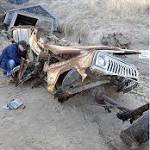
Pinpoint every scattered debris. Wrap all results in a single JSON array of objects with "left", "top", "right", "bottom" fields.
[
  {"left": 16, "top": 58, "right": 45, "bottom": 87},
  {"left": 101, "top": 33, "right": 131, "bottom": 49},
  {"left": 3, "top": 99, "right": 25, "bottom": 110}
]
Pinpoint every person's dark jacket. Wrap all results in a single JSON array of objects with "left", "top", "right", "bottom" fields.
[{"left": 0, "top": 43, "right": 25, "bottom": 70}]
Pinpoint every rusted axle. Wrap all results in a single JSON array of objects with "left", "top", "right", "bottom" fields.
[
  {"left": 94, "top": 87, "right": 130, "bottom": 112},
  {"left": 55, "top": 80, "right": 109, "bottom": 103},
  {"left": 94, "top": 87, "right": 149, "bottom": 123},
  {"left": 117, "top": 103, "right": 149, "bottom": 123}
]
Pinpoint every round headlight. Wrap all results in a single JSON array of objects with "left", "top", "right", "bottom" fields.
[{"left": 96, "top": 56, "right": 106, "bottom": 67}]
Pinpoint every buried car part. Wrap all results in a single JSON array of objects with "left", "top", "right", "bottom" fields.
[
  {"left": 94, "top": 87, "right": 149, "bottom": 123},
  {"left": 120, "top": 111, "right": 149, "bottom": 147},
  {"left": 94, "top": 87, "right": 149, "bottom": 146},
  {"left": 45, "top": 50, "right": 139, "bottom": 95}
]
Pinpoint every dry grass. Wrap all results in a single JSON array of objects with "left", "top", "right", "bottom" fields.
[
  {"left": 46, "top": 0, "right": 149, "bottom": 46},
  {"left": 106, "top": 0, "right": 149, "bottom": 16}
]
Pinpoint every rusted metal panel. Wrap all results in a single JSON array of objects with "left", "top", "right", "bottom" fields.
[
  {"left": 74, "top": 45, "right": 141, "bottom": 54},
  {"left": 46, "top": 50, "right": 95, "bottom": 92},
  {"left": 39, "top": 44, "right": 86, "bottom": 55},
  {"left": 29, "top": 32, "right": 42, "bottom": 55},
  {"left": 30, "top": 29, "right": 86, "bottom": 55}
]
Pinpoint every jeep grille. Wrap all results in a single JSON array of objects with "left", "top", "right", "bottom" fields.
[
  {"left": 106, "top": 58, "right": 138, "bottom": 80},
  {"left": 91, "top": 51, "right": 139, "bottom": 81}
]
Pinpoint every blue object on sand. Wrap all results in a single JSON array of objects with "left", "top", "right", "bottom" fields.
[
  {"left": 3, "top": 99, "right": 23, "bottom": 110},
  {"left": 8, "top": 0, "right": 29, "bottom": 4}
]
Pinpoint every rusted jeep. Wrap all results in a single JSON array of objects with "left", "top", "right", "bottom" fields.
[{"left": 9, "top": 26, "right": 139, "bottom": 102}]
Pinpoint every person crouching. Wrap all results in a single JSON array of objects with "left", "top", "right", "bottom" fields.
[{"left": 0, "top": 41, "right": 29, "bottom": 76}]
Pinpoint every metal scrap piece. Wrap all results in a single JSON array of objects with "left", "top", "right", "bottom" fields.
[{"left": 55, "top": 80, "right": 109, "bottom": 102}]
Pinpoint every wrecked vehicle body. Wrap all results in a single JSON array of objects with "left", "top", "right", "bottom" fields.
[
  {"left": 44, "top": 50, "right": 139, "bottom": 93},
  {"left": 9, "top": 26, "right": 139, "bottom": 101}
]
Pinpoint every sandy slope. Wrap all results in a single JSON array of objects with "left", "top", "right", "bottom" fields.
[{"left": 0, "top": 0, "right": 149, "bottom": 150}]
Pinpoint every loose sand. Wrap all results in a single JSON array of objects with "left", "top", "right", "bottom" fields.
[{"left": 0, "top": 0, "right": 149, "bottom": 150}]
